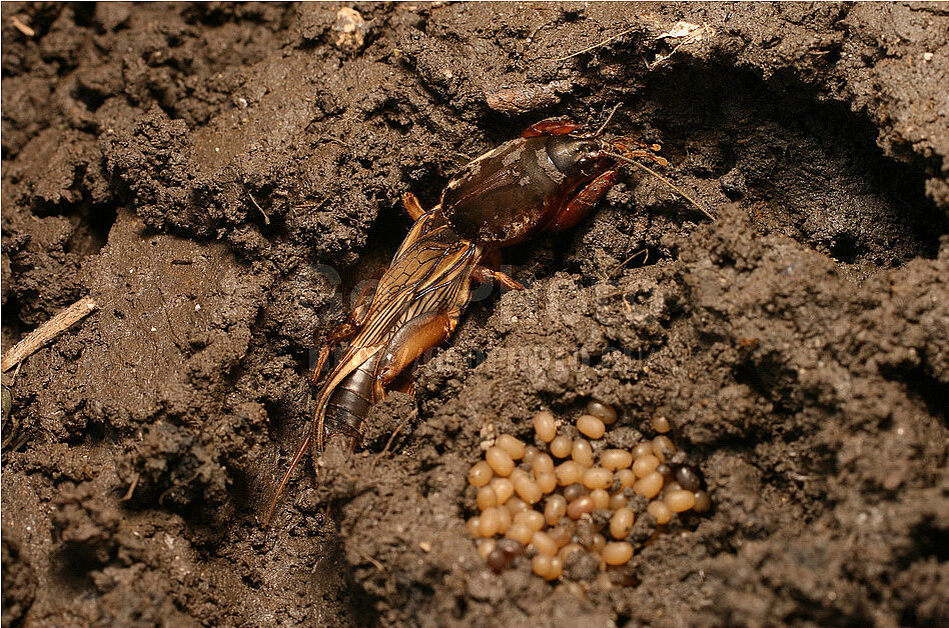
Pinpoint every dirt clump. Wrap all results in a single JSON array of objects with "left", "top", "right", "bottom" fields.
[{"left": 3, "top": 3, "right": 947, "bottom": 626}]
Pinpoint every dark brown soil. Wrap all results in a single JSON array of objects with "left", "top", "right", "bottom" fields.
[{"left": 3, "top": 3, "right": 948, "bottom": 626}]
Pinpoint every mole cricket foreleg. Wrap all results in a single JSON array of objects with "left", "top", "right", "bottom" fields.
[
  {"left": 471, "top": 265, "right": 525, "bottom": 291},
  {"left": 521, "top": 117, "right": 584, "bottom": 138},
  {"left": 544, "top": 168, "right": 620, "bottom": 233},
  {"left": 401, "top": 192, "right": 428, "bottom": 221}
]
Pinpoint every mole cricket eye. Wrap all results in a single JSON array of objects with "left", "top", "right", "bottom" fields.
[{"left": 577, "top": 156, "right": 597, "bottom": 175}]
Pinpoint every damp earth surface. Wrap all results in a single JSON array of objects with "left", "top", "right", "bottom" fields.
[{"left": 2, "top": 3, "right": 948, "bottom": 626}]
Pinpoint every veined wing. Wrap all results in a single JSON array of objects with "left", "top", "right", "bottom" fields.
[
  {"left": 356, "top": 220, "right": 481, "bottom": 351},
  {"left": 313, "top": 216, "right": 481, "bottom": 443}
]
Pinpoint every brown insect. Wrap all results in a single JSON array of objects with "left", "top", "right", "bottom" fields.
[{"left": 265, "top": 114, "right": 712, "bottom": 523}]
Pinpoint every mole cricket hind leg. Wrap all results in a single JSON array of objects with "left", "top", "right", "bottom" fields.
[
  {"left": 376, "top": 310, "right": 459, "bottom": 385},
  {"left": 402, "top": 192, "right": 428, "bottom": 221},
  {"left": 390, "top": 368, "right": 416, "bottom": 395},
  {"left": 544, "top": 168, "right": 619, "bottom": 233},
  {"left": 521, "top": 117, "right": 584, "bottom": 138}
]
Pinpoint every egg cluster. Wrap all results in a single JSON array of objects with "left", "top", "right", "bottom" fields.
[{"left": 466, "top": 401, "right": 710, "bottom": 581}]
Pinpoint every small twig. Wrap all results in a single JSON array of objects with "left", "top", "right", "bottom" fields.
[
  {"left": 11, "top": 16, "right": 35, "bottom": 38},
  {"left": 592, "top": 103, "right": 623, "bottom": 138},
  {"left": 1, "top": 298, "right": 99, "bottom": 373},
  {"left": 609, "top": 248, "right": 649, "bottom": 277},
  {"left": 354, "top": 548, "right": 385, "bottom": 572},
  {"left": 787, "top": 471, "right": 819, "bottom": 482},
  {"left": 597, "top": 288, "right": 635, "bottom": 302},
  {"left": 543, "top": 26, "right": 638, "bottom": 62},
  {"left": 648, "top": 23, "right": 711, "bottom": 69},
  {"left": 120, "top": 473, "right": 140, "bottom": 502},
  {"left": 158, "top": 469, "right": 202, "bottom": 505},
  {"left": 242, "top": 181, "right": 270, "bottom": 225},
  {"left": 369, "top": 414, "right": 414, "bottom": 473}
]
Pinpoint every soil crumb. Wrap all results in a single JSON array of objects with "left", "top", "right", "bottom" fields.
[{"left": 3, "top": 3, "right": 947, "bottom": 626}]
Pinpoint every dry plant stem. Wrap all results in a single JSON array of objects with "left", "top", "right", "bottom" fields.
[
  {"left": 11, "top": 16, "right": 35, "bottom": 38},
  {"left": 1, "top": 298, "right": 99, "bottom": 372},
  {"left": 603, "top": 152, "right": 717, "bottom": 221},
  {"left": 547, "top": 26, "right": 638, "bottom": 62}
]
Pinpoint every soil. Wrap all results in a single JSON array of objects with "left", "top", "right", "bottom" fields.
[{"left": 2, "top": 2, "right": 948, "bottom": 627}]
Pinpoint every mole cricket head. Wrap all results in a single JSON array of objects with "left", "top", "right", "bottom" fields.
[{"left": 545, "top": 135, "right": 621, "bottom": 182}]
